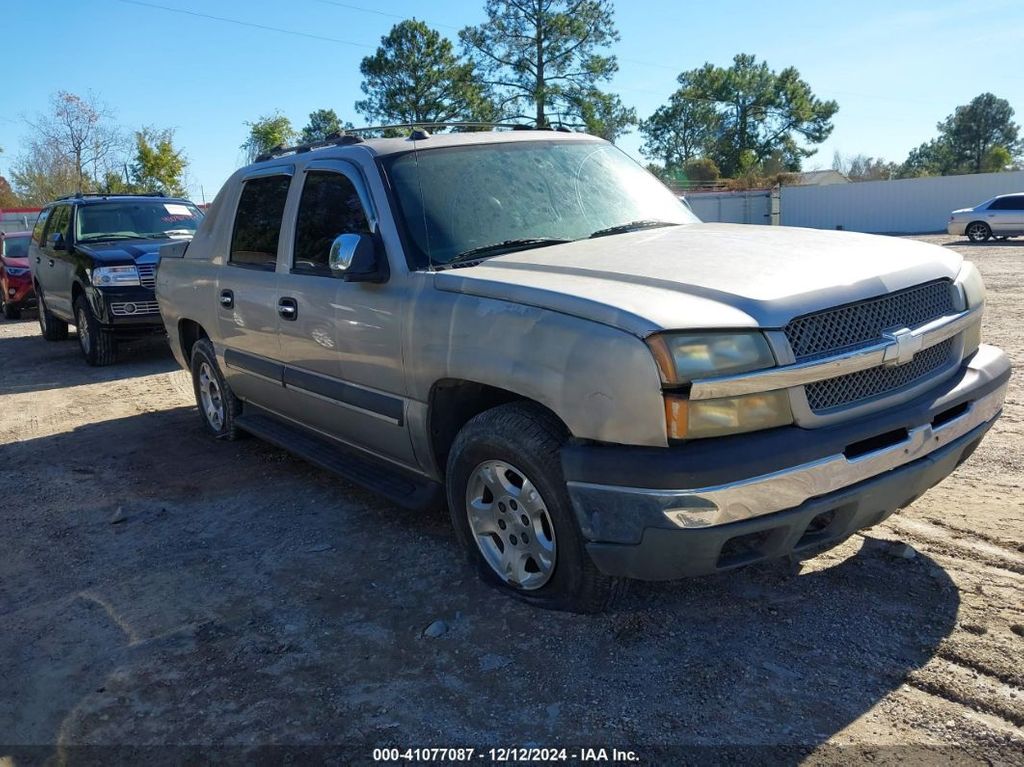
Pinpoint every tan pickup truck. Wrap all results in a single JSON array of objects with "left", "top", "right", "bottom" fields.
[{"left": 156, "top": 128, "right": 1010, "bottom": 612}]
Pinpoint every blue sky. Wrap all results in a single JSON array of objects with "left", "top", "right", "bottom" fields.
[{"left": 2, "top": 0, "right": 1020, "bottom": 201}]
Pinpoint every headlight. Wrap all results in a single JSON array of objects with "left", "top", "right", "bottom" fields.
[
  {"left": 664, "top": 390, "right": 793, "bottom": 440},
  {"left": 90, "top": 265, "right": 140, "bottom": 287},
  {"left": 645, "top": 331, "right": 776, "bottom": 384},
  {"left": 5, "top": 266, "right": 29, "bottom": 277},
  {"left": 956, "top": 261, "right": 985, "bottom": 357}
]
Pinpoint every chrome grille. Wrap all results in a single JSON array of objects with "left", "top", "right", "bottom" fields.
[
  {"left": 785, "top": 280, "right": 955, "bottom": 361},
  {"left": 805, "top": 338, "right": 955, "bottom": 412},
  {"left": 137, "top": 263, "right": 157, "bottom": 289},
  {"left": 110, "top": 300, "right": 160, "bottom": 316}
]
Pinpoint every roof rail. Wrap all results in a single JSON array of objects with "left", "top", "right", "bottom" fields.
[
  {"left": 54, "top": 191, "right": 168, "bottom": 201},
  {"left": 254, "top": 121, "right": 578, "bottom": 162}
]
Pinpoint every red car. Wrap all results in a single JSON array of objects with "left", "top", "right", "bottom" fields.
[{"left": 1, "top": 230, "right": 35, "bottom": 319}]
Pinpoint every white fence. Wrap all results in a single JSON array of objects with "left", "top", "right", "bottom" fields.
[
  {"left": 779, "top": 170, "right": 1024, "bottom": 234},
  {"left": 685, "top": 189, "right": 772, "bottom": 225}
]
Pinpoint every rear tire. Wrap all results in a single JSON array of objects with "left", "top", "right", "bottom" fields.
[
  {"left": 37, "top": 290, "right": 68, "bottom": 341},
  {"left": 74, "top": 295, "right": 117, "bottom": 366},
  {"left": 445, "top": 402, "right": 627, "bottom": 613},
  {"left": 965, "top": 221, "right": 991, "bottom": 242},
  {"left": 190, "top": 338, "right": 242, "bottom": 440}
]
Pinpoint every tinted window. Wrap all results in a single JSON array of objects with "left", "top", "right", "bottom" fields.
[
  {"left": 1007, "top": 196, "right": 1024, "bottom": 211},
  {"left": 44, "top": 206, "right": 71, "bottom": 244},
  {"left": 293, "top": 171, "right": 371, "bottom": 273},
  {"left": 988, "top": 198, "right": 1009, "bottom": 210},
  {"left": 32, "top": 209, "right": 50, "bottom": 245},
  {"left": 230, "top": 175, "right": 291, "bottom": 268},
  {"left": 2, "top": 236, "right": 30, "bottom": 258}
]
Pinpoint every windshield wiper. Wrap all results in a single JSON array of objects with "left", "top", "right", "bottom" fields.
[
  {"left": 77, "top": 234, "right": 144, "bottom": 243},
  {"left": 589, "top": 220, "right": 679, "bottom": 239},
  {"left": 442, "top": 237, "right": 573, "bottom": 268}
]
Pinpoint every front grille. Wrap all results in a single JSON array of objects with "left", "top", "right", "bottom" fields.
[
  {"left": 785, "top": 280, "right": 956, "bottom": 361},
  {"left": 137, "top": 263, "right": 156, "bottom": 288},
  {"left": 110, "top": 300, "right": 160, "bottom": 316},
  {"left": 805, "top": 338, "right": 955, "bottom": 412}
]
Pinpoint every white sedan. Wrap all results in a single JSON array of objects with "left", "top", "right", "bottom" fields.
[{"left": 948, "top": 193, "right": 1024, "bottom": 242}]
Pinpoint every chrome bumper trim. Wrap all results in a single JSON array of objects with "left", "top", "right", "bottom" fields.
[
  {"left": 689, "top": 306, "right": 981, "bottom": 400},
  {"left": 568, "top": 374, "right": 1006, "bottom": 530}
]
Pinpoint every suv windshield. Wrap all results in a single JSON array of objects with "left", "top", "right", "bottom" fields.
[
  {"left": 75, "top": 200, "right": 203, "bottom": 243},
  {"left": 382, "top": 139, "right": 699, "bottom": 267},
  {"left": 2, "top": 236, "right": 29, "bottom": 259}
]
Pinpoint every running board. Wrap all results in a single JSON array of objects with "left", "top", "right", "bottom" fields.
[{"left": 236, "top": 408, "right": 443, "bottom": 511}]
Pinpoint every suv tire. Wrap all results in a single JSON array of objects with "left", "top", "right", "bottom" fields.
[
  {"left": 74, "top": 295, "right": 117, "bottom": 366},
  {"left": 190, "top": 338, "right": 242, "bottom": 440},
  {"left": 37, "top": 290, "right": 69, "bottom": 341},
  {"left": 446, "top": 402, "right": 627, "bottom": 613}
]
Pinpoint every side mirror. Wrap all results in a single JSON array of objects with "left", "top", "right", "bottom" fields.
[
  {"left": 328, "top": 233, "right": 389, "bottom": 283},
  {"left": 50, "top": 232, "right": 66, "bottom": 251}
]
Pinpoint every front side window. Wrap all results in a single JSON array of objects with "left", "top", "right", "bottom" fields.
[
  {"left": 292, "top": 171, "right": 372, "bottom": 274},
  {"left": 75, "top": 200, "right": 202, "bottom": 243},
  {"left": 230, "top": 175, "right": 291, "bottom": 269},
  {"left": 44, "top": 205, "right": 71, "bottom": 244},
  {"left": 382, "top": 140, "right": 698, "bottom": 268}
]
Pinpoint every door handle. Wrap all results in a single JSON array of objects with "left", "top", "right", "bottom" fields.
[
  {"left": 48, "top": 259, "right": 55, "bottom": 267},
  {"left": 277, "top": 297, "right": 298, "bottom": 320},
  {"left": 219, "top": 289, "right": 234, "bottom": 309},
  {"left": 36, "top": 256, "right": 41, "bottom": 264}
]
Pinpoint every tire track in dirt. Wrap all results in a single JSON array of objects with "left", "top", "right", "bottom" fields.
[
  {"left": 905, "top": 656, "right": 1024, "bottom": 729},
  {"left": 884, "top": 517, "right": 1024, "bottom": 576}
]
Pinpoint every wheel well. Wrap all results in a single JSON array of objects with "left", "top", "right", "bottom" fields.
[
  {"left": 428, "top": 380, "right": 564, "bottom": 477},
  {"left": 178, "top": 319, "right": 208, "bottom": 362},
  {"left": 71, "top": 282, "right": 84, "bottom": 303},
  {"left": 967, "top": 220, "right": 990, "bottom": 230}
]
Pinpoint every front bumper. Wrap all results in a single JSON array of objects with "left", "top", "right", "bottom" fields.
[
  {"left": 564, "top": 345, "right": 1010, "bottom": 580},
  {"left": 87, "top": 286, "right": 164, "bottom": 331},
  {"left": 947, "top": 221, "right": 967, "bottom": 236},
  {"left": 4, "top": 278, "right": 36, "bottom": 308}
]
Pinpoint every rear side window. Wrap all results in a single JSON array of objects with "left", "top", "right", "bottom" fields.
[
  {"left": 43, "top": 205, "right": 71, "bottom": 244},
  {"left": 230, "top": 175, "right": 291, "bottom": 269},
  {"left": 33, "top": 209, "right": 51, "bottom": 245},
  {"left": 292, "top": 171, "right": 372, "bottom": 273}
]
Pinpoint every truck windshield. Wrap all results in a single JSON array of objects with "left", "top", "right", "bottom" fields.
[
  {"left": 381, "top": 139, "right": 699, "bottom": 268},
  {"left": 76, "top": 201, "right": 203, "bottom": 243}
]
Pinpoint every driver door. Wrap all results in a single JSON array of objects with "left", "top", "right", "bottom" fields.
[{"left": 274, "top": 159, "right": 414, "bottom": 465}]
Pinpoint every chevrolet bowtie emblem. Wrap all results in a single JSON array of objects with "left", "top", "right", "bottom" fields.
[{"left": 882, "top": 327, "right": 924, "bottom": 367}]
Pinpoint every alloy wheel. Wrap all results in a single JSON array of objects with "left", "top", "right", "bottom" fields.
[
  {"left": 465, "top": 459, "right": 557, "bottom": 590},
  {"left": 77, "top": 307, "right": 91, "bottom": 355},
  {"left": 198, "top": 361, "right": 225, "bottom": 431}
]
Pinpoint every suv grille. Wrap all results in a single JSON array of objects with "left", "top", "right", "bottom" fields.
[
  {"left": 805, "top": 337, "right": 955, "bottom": 412},
  {"left": 785, "top": 280, "right": 955, "bottom": 361},
  {"left": 137, "top": 263, "right": 157, "bottom": 289}
]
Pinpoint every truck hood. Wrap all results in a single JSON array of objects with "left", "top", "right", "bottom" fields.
[
  {"left": 433, "top": 223, "right": 962, "bottom": 336},
  {"left": 78, "top": 238, "right": 182, "bottom": 264}
]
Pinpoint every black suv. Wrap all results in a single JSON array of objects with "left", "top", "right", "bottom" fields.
[{"left": 28, "top": 193, "right": 203, "bottom": 365}]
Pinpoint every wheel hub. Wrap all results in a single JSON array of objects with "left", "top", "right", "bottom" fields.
[
  {"left": 465, "top": 459, "right": 556, "bottom": 590},
  {"left": 198, "top": 362, "right": 225, "bottom": 431}
]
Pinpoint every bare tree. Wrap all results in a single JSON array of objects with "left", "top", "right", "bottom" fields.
[{"left": 25, "top": 91, "right": 124, "bottom": 193}]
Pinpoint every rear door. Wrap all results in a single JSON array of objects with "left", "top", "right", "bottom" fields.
[
  {"left": 274, "top": 159, "right": 414, "bottom": 465},
  {"left": 215, "top": 168, "right": 293, "bottom": 412},
  {"left": 985, "top": 196, "right": 1020, "bottom": 234},
  {"left": 28, "top": 207, "right": 50, "bottom": 294},
  {"left": 1002, "top": 194, "right": 1024, "bottom": 234}
]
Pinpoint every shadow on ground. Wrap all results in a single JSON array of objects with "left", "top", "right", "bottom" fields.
[{"left": 0, "top": 406, "right": 961, "bottom": 761}]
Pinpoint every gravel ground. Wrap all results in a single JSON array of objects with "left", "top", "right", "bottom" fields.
[{"left": 0, "top": 234, "right": 1021, "bottom": 765}]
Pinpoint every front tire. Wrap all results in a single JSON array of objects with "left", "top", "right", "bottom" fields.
[
  {"left": 37, "top": 289, "right": 69, "bottom": 341},
  {"left": 446, "top": 402, "right": 626, "bottom": 613},
  {"left": 2, "top": 301, "right": 20, "bottom": 320},
  {"left": 965, "top": 221, "right": 991, "bottom": 242},
  {"left": 74, "top": 295, "right": 117, "bottom": 366},
  {"left": 190, "top": 338, "right": 242, "bottom": 440}
]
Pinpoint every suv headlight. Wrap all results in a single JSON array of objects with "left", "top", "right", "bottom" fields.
[
  {"left": 646, "top": 331, "right": 776, "bottom": 384},
  {"left": 956, "top": 261, "right": 985, "bottom": 357},
  {"left": 90, "top": 265, "right": 141, "bottom": 287},
  {"left": 646, "top": 332, "right": 792, "bottom": 439}
]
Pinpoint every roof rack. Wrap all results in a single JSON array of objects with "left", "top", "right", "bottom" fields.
[
  {"left": 255, "top": 121, "right": 577, "bottom": 162},
  {"left": 54, "top": 191, "right": 167, "bottom": 201}
]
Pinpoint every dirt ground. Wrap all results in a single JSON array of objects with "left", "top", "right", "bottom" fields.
[{"left": 1, "top": 234, "right": 1022, "bottom": 765}]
